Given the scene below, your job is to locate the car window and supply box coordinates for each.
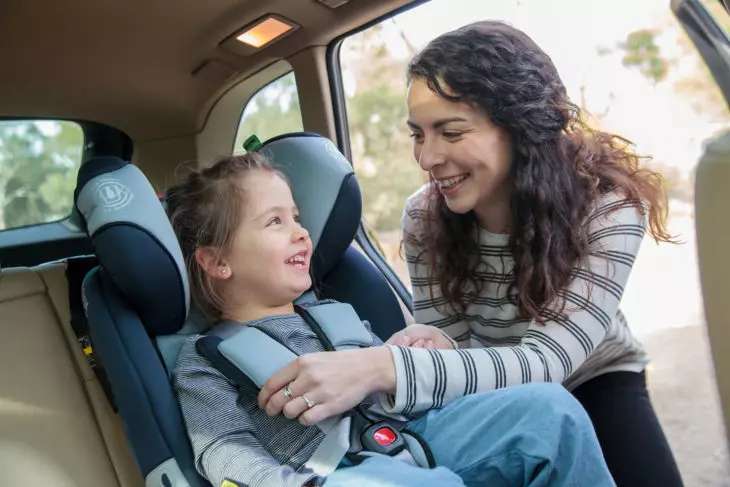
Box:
[233,71,304,153]
[0,120,84,231]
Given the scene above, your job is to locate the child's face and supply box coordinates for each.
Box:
[223,170,313,308]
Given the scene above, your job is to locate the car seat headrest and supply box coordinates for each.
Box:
[260,133,362,284]
[74,156,189,336]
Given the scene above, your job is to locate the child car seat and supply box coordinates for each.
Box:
[74,132,408,486]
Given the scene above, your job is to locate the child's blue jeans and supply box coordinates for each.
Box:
[323,382,615,487]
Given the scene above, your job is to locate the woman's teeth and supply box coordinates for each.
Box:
[438,174,469,189]
[286,255,306,266]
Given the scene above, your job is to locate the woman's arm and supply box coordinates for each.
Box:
[174,339,319,487]
[383,193,645,414]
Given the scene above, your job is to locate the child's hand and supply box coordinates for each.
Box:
[386,324,455,350]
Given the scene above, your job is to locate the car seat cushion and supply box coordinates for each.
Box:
[261,133,362,284]
[74,156,189,336]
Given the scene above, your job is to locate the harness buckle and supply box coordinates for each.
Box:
[360,422,407,456]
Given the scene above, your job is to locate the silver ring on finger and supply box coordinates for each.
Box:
[284,383,294,400]
[302,395,315,409]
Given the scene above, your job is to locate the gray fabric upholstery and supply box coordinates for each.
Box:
[305,303,374,350]
[261,135,352,250]
[76,162,190,315]
[157,306,209,377]
[218,328,299,389]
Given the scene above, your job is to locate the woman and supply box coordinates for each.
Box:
[395,20,682,487]
[260,20,680,487]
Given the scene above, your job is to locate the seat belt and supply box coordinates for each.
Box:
[293,302,433,470]
[196,300,434,477]
[66,256,117,411]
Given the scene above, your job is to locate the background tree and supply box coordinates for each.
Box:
[620,0,730,122]
[235,72,304,153]
[620,29,669,85]
[340,23,424,233]
[611,1,730,203]
[0,121,82,230]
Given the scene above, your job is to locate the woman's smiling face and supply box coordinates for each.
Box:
[407,77,513,217]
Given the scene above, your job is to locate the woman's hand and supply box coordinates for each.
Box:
[386,324,455,350]
[258,346,396,426]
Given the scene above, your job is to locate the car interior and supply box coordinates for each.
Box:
[1,0,730,485]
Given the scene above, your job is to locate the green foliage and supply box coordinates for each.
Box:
[618,4,730,199]
[0,121,83,230]
[342,27,424,233]
[620,2,730,120]
[620,30,668,84]
[234,73,303,152]
[347,80,422,232]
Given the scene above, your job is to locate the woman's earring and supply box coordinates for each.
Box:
[220,267,228,276]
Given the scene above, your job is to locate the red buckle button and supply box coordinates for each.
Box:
[373,427,396,446]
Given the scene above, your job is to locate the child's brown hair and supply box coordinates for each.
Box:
[168,152,286,321]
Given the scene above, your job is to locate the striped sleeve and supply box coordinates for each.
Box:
[173,338,317,487]
[385,192,645,415]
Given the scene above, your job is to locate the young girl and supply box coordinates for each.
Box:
[168,152,616,487]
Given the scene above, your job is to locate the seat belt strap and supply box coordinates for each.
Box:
[198,301,433,475]
[216,326,298,389]
[294,302,373,351]
[202,324,352,477]
[302,416,352,477]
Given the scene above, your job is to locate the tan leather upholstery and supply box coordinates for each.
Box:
[696,132,730,447]
[0,264,144,487]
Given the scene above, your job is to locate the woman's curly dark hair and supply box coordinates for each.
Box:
[405,20,673,321]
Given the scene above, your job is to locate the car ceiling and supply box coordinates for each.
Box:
[0,0,411,141]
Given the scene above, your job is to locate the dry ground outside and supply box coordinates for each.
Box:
[642,325,729,486]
